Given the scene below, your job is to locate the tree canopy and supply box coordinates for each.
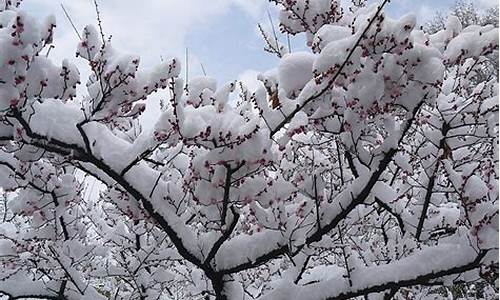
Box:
[0,0,498,299]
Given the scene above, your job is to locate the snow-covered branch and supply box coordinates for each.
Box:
[0,0,497,299]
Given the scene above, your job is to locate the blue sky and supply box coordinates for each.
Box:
[23,0,497,126]
[26,0,489,82]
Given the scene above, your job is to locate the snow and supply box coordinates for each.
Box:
[76,25,102,61]
[313,34,359,75]
[0,239,14,256]
[347,68,385,107]
[260,244,480,300]
[312,25,352,52]
[28,99,84,145]
[464,175,488,200]
[214,231,285,271]
[0,277,58,298]
[186,76,217,107]
[277,52,315,97]
[444,25,499,63]
[0,1,497,299]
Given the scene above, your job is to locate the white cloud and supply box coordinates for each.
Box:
[27,0,265,66]
[22,0,268,129]
[232,0,267,18]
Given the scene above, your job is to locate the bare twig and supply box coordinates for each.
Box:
[60,4,82,40]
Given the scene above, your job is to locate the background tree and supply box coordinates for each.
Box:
[425,0,499,81]
[425,0,499,33]
[0,0,498,299]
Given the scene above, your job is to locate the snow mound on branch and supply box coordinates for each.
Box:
[347,68,385,107]
[186,76,217,107]
[464,175,488,200]
[278,52,315,97]
[312,25,352,52]
[313,34,359,75]
[445,25,499,63]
